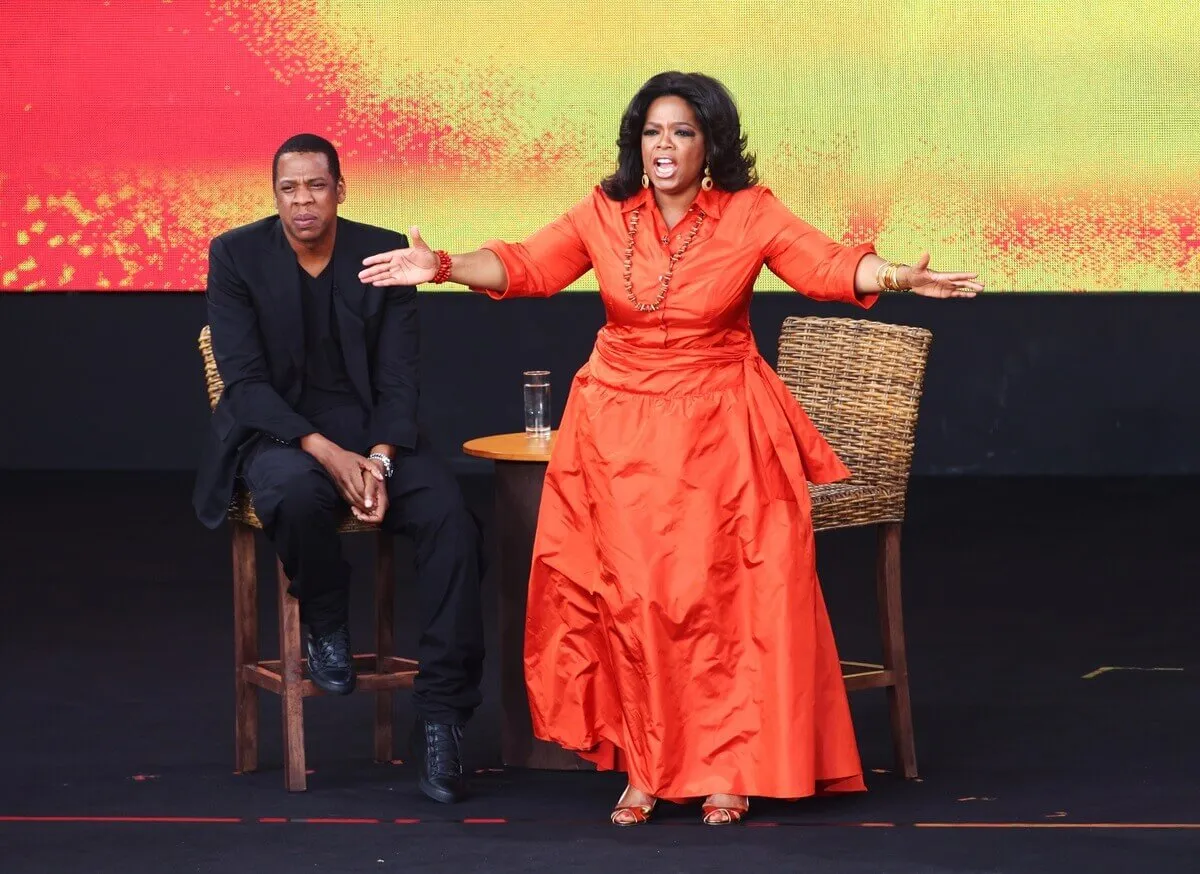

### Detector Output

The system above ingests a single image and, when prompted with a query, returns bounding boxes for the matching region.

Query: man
[192,133,482,804]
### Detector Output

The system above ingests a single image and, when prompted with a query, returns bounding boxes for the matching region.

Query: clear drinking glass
[523,370,551,437]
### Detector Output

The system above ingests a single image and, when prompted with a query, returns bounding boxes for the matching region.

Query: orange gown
[476,184,878,800]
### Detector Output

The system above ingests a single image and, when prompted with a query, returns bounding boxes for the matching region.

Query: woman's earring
[641,173,650,189]
[701,164,714,191]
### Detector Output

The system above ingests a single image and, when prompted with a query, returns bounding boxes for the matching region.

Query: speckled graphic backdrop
[2,0,1198,291]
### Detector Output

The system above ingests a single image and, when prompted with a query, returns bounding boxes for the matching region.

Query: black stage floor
[2,473,1197,872]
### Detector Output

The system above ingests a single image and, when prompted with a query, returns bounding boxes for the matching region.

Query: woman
[359,71,981,825]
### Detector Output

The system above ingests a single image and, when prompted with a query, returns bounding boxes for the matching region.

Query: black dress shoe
[304,624,356,695]
[410,719,468,803]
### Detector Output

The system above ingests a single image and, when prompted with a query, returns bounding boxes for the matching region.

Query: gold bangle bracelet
[876,260,913,292]
[877,261,894,291]
[875,261,890,289]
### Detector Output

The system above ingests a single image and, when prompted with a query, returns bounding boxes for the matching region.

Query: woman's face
[640,95,706,198]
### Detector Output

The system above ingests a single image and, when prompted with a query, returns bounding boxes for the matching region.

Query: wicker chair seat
[808,481,906,532]
[227,489,382,535]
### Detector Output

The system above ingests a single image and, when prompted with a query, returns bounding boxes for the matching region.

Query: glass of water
[523,370,551,437]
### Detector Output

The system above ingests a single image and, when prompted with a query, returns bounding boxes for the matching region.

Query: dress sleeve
[754,188,878,308]
[471,193,596,299]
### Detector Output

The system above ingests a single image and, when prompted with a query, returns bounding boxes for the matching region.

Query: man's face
[273,151,345,246]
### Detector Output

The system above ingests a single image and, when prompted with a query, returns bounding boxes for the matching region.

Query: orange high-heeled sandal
[702,795,749,825]
[610,786,657,826]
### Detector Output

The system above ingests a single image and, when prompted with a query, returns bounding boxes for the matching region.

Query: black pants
[241,433,484,725]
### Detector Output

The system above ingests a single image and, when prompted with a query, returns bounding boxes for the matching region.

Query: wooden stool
[200,326,418,792]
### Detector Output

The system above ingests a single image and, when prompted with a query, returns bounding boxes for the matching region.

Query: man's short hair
[272,133,341,182]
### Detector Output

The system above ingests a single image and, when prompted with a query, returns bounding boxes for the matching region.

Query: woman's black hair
[600,71,757,201]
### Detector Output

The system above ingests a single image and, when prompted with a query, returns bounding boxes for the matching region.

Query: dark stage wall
[1,292,1196,476]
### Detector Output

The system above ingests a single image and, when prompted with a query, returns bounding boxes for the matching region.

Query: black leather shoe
[304,624,356,695]
[410,719,468,803]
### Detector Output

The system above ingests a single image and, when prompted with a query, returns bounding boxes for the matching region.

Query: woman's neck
[653,183,702,229]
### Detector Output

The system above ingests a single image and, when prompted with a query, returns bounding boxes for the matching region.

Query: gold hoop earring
[641,173,650,189]
[701,164,714,191]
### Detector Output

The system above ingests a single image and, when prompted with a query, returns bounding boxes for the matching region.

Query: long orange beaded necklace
[622,207,707,313]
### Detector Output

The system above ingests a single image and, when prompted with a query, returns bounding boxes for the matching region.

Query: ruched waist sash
[581,329,852,486]
[587,331,754,395]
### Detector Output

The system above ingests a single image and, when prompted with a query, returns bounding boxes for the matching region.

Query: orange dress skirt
[522,329,866,801]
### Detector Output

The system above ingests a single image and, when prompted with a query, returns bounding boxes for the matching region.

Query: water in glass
[523,370,551,436]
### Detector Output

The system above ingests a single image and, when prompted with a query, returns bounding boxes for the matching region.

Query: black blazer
[192,215,419,529]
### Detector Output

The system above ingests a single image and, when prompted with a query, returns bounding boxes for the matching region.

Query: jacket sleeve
[205,236,316,443]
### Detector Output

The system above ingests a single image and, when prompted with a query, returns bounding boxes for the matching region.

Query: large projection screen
[2,1,1197,292]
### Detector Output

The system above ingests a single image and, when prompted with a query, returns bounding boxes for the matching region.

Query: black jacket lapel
[264,221,305,377]
[332,223,374,408]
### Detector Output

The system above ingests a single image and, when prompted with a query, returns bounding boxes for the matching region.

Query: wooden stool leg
[374,532,396,763]
[877,522,918,779]
[277,558,308,791]
[231,523,259,774]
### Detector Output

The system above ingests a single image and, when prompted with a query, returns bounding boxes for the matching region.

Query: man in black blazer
[192,133,481,804]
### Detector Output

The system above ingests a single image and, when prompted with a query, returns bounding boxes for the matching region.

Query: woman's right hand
[359,226,440,286]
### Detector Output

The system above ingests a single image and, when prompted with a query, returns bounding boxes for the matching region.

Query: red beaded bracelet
[431,249,452,284]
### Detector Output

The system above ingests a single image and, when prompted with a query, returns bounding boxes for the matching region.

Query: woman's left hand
[903,253,984,298]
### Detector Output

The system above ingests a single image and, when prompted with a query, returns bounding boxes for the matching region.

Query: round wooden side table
[463,432,591,770]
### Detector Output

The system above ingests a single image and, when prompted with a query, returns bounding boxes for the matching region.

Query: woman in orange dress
[360,71,982,825]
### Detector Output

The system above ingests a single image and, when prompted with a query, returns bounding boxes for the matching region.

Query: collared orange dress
[476,184,878,800]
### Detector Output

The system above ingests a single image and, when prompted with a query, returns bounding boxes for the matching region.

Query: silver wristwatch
[368,453,394,479]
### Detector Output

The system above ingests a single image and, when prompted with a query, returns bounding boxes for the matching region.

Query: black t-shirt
[295,261,368,448]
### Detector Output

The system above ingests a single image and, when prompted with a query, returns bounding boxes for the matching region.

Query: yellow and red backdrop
[2,0,1197,292]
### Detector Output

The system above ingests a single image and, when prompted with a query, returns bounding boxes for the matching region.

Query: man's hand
[352,460,389,523]
[324,449,379,511]
[352,445,395,523]
[300,433,377,511]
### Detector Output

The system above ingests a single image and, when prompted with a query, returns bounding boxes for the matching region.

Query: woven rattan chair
[198,325,418,792]
[776,315,933,780]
